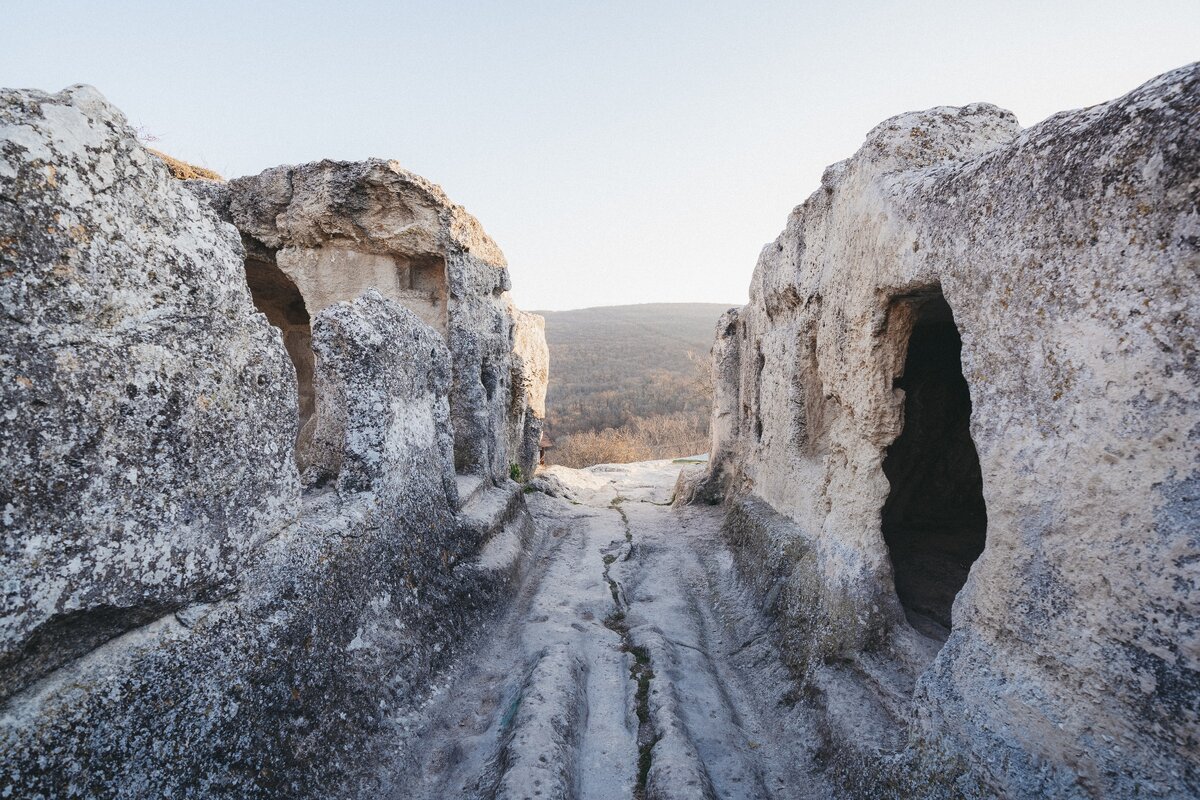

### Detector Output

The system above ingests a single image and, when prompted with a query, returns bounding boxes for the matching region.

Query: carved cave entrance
[882,290,987,641]
[244,253,315,467]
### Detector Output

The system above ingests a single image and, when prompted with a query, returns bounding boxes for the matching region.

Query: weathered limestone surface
[508,303,549,478]
[0,85,299,699]
[190,158,547,482]
[304,289,458,506]
[4,63,1195,800]
[694,64,1199,796]
[0,86,539,798]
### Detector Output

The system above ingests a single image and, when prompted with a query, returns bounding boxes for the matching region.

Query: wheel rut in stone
[387,459,831,799]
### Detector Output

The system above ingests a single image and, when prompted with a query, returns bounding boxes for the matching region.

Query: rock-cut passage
[386,461,832,800]
[881,293,987,638]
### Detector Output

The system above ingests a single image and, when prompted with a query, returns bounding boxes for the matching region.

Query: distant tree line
[536,303,731,469]
[546,352,714,468]
[550,411,709,469]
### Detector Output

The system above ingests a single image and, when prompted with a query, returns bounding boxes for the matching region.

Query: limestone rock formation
[0,85,543,798]
[0,85,299,699]
[3,62,1196,800]
[306,289,458,505]
[691,64,1199,796]
[188,157,545,483]
[508,304,549,479]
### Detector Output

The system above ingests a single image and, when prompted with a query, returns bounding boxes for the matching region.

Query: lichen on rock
[690,63,1200,797]
[0,83,544,799]
[0,84,300,699]
[189,157,547,483]
[1,60,1196,800]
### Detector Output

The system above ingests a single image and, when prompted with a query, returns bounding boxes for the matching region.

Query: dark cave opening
[244,253,314,465]
[882,292,987,640]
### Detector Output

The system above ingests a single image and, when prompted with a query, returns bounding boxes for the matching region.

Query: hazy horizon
[3,1,1197,310]
[534,300,736,313]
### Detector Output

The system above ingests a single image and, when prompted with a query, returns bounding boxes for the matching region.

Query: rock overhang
[188,153,546,482]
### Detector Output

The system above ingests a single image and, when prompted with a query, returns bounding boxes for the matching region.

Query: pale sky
[2,1,1197,310]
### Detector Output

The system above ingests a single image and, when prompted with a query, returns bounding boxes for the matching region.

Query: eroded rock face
[0,85,299,699]
[0,86,539,798]
[0,288,497,798]
[191,159,547,484]
[306,289,458,507]
[696,64,1199,796]
[508,304,549,479]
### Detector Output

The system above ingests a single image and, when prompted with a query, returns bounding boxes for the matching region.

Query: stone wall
[0,85,543,798]
[690,64,1199,797]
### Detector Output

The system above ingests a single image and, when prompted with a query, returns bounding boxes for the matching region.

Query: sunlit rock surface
[2,62,1197,800]
[0,85,299,699]
[189,158,546,482]
[693,64,1199,796]
[0,85,539,798]
[508,303,549,479]
[305,289,459,503]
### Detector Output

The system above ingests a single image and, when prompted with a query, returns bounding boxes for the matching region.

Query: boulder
[303,289,457,508]
[508,304,549,479]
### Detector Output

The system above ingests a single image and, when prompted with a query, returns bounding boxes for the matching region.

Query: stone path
[383,460,831,800]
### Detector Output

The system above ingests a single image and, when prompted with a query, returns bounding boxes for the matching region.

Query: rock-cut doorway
[881,289,987,641]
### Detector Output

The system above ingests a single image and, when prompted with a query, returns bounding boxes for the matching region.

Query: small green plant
[509,462,522,482]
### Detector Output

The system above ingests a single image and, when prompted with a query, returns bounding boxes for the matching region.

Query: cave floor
[382,459,832,799]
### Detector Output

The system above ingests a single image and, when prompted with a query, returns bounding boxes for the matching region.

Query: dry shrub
[147,148,223,181]
[551,413,708,468]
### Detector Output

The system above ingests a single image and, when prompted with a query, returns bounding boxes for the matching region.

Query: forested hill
[534,303,736,462]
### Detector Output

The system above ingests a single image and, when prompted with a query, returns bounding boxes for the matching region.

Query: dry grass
[539,304,725,440]
[550,413,708,468]
[147,148,223,181]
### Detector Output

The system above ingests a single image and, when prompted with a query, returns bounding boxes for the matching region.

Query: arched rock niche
[242,246,452,476]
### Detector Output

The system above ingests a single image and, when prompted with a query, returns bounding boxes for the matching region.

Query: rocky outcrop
[0,85,543,798]
[5,62,1195,800]
[507,304,549,479]
[305,289,459,505]
[0,85,299,700]
[188,158,546,483]
[692,64,1199,796]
